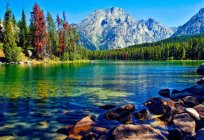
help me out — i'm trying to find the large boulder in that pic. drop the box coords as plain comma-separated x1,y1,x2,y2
173,113,196,135
144,97,176,115
107,124,167,140
193,104,204,118
104,104,135,124
171,85,204,100
159,89,170,98
197,64,204,75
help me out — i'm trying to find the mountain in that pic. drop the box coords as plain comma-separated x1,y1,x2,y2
76,7,176,50
172,8,204,37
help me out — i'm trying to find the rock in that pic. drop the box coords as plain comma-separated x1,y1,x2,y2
134,109,151,121
184,108,200,120
107,124,167,140
144,97,176,115
27,50,33,57
173,113,196,135
159,89,170,98
197,78,204,84
99,105,116,110
75,115,95,128
194,104,204,117
159,107,174,123
104,109,132,124
196,128,204,140
82,127,108,140
182,96,200,107
171,85,204,100
168,128,184,140
197,64,204,75
104,104,135,124
58,116,96,139
197,118,204,130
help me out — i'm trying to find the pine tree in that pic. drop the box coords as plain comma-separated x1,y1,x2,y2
57,14,64,56
3,8,21,62
0,18,3,43
19,10,28,52
47,12,58,57
31,3,47,59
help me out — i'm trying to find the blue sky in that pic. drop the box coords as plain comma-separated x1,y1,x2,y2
0,0,204,27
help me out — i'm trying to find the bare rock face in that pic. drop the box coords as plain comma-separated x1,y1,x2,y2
76,7,175,50
107,124,167,140
173,113,196,135
172,8,204,37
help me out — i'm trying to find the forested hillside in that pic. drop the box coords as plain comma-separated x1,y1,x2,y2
86,35,204,60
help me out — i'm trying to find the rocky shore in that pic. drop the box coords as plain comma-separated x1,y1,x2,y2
56,64,204,140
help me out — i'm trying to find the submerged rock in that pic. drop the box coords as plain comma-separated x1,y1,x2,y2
107,124,167,140
193,104,204,117
171,85,204,100
134,109,151,121
197,64,204,75
197,118,204,130
99,105,116,110
159,89,170,98
173,113,196,135
197,78,204,84
104,104,135,124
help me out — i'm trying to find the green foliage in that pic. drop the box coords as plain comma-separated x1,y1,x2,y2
18,10,28,51
3,8,21,62
86,36,204,60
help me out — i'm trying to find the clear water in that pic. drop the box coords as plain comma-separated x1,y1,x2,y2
0,61,202,138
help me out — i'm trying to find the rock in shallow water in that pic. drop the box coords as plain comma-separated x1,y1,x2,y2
99,105,116,110
197,64,204,75
144,97,176,115
134,109,151,121
104,104,135,124
107,124,167,140
171,85,204,100
168,128,184,140
197,78,204,84
159,89,170,98
173,113,196,135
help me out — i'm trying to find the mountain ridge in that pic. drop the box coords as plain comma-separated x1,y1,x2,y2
76,7,176,50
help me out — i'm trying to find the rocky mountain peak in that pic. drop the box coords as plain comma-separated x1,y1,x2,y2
77,7,176,50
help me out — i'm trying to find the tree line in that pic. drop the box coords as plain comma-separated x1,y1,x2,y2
87,37,204,60
0,3,86,62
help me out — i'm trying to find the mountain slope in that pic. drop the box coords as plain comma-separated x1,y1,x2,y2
172,8,204,37
76,7,176,50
